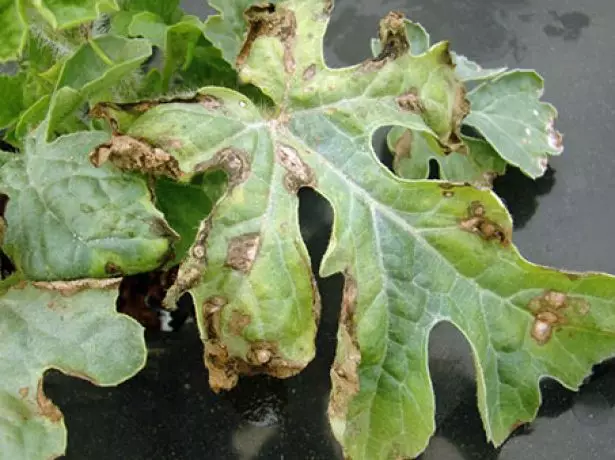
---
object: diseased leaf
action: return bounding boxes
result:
[47,35,152,136]
[464,70,563,178]
[86,1,615,459]
[0,278,146,460]
[0,0,26,62]
[388,126,506,186]
[204,0,282,66]
[0,124,175,280]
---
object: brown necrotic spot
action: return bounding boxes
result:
[225,233,261,273]
[194,148,251,187]
[275,143,315,192]
[527,290,590,345]
[90,135,181,179]
[459,200,510,246]
[303,63,317,81]
[228,310,252,335]
[197,94,223,110]
[396,89,424,113]
[329,272,361,421]
[237,4,297,74]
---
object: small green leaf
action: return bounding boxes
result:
[0,0,26,62]
[388,126,506,186]
[0,73,26,129]
[465,70,563,178]
[47,35,152,136]
[32,0,120,30]
[0,279,146,460]
[119,0,182,24]
[0,124,175,280]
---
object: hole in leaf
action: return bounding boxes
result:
[426,322,499,458]
[372,126,394,173]
[493,165,556,229]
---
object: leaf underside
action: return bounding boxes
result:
[79,1,615,459]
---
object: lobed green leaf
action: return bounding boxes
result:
[0,277,146,460]
[0,125,175,280]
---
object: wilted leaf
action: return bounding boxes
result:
[464,70,563,178]
[0,124,175,280]
[89,1,615,459]
[0,0,26,62]
[0,277,146,460]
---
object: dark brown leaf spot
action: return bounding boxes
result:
[90,135,181,179]
[329,272,361,421]
[528,290,590,345]
[225,233,261,273]
[104,262,122,275]
[396,89,424,113]
[275,143,315,192]
[197,94,223,110]
[303,63,317,81]
[459,201,510,246]
[373,11,409,61]
[228,310,252,335]
[194,148,251,188]
[237,4,297,74]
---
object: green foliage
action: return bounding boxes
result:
[0,1,613,459]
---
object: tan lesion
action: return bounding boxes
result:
[528,290,590,345]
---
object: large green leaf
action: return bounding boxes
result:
[0,276,146,460]
[0,125,175,280]
[89,1,615,459]
[464,70,563,178]
[0,0,26,62]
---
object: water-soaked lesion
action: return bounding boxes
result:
[528,290,590,345]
